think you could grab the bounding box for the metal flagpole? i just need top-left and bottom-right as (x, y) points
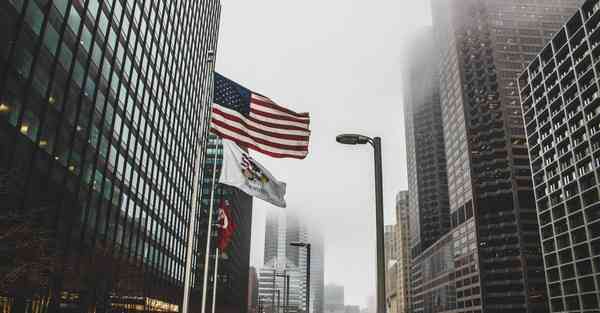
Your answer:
(182, 136), (204, 313)
(183, 49), (215, 313)
(211, 247), (220, 313)
(201, 145), (220, 313)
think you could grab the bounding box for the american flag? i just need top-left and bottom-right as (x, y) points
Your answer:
(210, 73), (311, 159)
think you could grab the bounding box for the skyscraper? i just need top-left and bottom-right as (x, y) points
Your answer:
(259, 210), (323, 313)
(403, 28), (450, 257)
(384, 225), (399, 313)
(395, 192), (411, 313)
(518, 1), (600, 311)
(406, 1), (584, 312)
(0, 1), (219, 312)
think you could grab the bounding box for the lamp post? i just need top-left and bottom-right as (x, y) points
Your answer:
(335, 134), (385, 313)
(290, 242), (311, 313)
(274, 271), (289, 313)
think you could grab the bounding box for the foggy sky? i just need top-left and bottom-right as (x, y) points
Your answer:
(216, 0), (431, 307)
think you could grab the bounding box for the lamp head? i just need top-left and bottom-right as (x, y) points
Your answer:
(290, 242), (307, 247)
(336, 134), (370, 145)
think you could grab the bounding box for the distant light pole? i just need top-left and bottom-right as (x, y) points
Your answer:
(290, 242), (311, 313)
(336, 134), (385, 313)
(275, 271), (289, 313)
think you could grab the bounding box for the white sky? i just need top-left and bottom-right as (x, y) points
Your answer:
(217, 0), (431, 307)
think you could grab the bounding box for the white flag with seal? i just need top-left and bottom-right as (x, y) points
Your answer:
(219, 139), (287, 208)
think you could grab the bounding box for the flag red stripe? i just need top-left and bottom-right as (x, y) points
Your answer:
(251, 96), (310, 118)
(250, 107), (310, 125)
(211, 123), (308, 151)
(211, 117), (309, 141)
(211, 129), (307, 159)
(213, 106), (310, 132)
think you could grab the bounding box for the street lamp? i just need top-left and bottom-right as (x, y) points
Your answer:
(290, 242), (311, 313)
(335, 134), (385, 313)
(274, 271), (290, 313)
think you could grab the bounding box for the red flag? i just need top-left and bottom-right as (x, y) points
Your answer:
(217, 199), (236, 252)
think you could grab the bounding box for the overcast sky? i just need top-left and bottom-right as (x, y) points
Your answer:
(217, 0), (431, 307)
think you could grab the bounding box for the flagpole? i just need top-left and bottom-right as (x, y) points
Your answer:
(182, 49), (215, 313)
(182, 140), (203, 313)
(201, 143), (220, 313)
(211, 247), (220, 313)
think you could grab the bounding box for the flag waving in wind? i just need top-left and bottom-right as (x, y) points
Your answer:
(210, 73), (311, 159)
(219, 139), (287, 207)
(217, 199), (236, 253)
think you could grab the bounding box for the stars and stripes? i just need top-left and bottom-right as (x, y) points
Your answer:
(210, 73), (311, 159)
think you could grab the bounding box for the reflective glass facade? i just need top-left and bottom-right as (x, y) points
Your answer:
(518, 0), (600, 311)
(0, 0), (219, 312)
(403, 27), (451, 257)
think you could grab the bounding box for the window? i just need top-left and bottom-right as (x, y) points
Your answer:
(43, 24), (60, 56)
(24, 2), (44, 35)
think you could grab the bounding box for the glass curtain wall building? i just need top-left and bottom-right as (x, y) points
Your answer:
(403, 28), (451, 258)
(411, 0), (584, 312)
(0, 0), (219, 312)
(518, 0), (600, 311)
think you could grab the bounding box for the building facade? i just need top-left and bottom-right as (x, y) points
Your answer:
(407, 1), (584, 312)
(518, 0), (600, 311)
(344, 305), (360, 313)
(384, 225), (399, 313)
(309, 228), (325, 313)
(403, 28), (451, 258)
(324, 284), (344, 313)
(0, 0), (219, 312)
(394, 192), (411, 313)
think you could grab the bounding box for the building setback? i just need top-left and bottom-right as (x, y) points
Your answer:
(0, 0), (219, 312)
(518, 0), (600, 311)
(409, 0), (584, 312)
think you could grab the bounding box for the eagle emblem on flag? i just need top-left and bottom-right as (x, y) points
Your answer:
(241, 154), (270, 184)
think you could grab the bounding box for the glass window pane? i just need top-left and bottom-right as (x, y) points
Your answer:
(67, 8), (81, 33)
(99, 12), (109, 35)
(54, 0), (69, 16)
(24, 2), (44, 35)
(81, 26), (93, 52)
(43, 24), (60, 55)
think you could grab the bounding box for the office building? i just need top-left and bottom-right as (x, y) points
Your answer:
(407, 1), (584, 312)
(248, 267), (259, 313)
(309, 228), (325, 313)
(518, 1), (600, 311)
(259, 211), (323, 313)
(344, 305), (360, 313)
(403, 27), (450, 257)
(324, 284), (344, 313)
(0, 0), (219, 312)
(395, 192), (411, 313)
(385, 224), (399, 313)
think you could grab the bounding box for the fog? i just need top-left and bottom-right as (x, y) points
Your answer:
(217, 0), (432, 307)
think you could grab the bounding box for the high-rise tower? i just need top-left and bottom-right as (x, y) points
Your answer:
(518, 0), (600, 311)
(403, 28), (451, 257)
(408, 0), (584, 312)
(0, 0), (220, 312)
